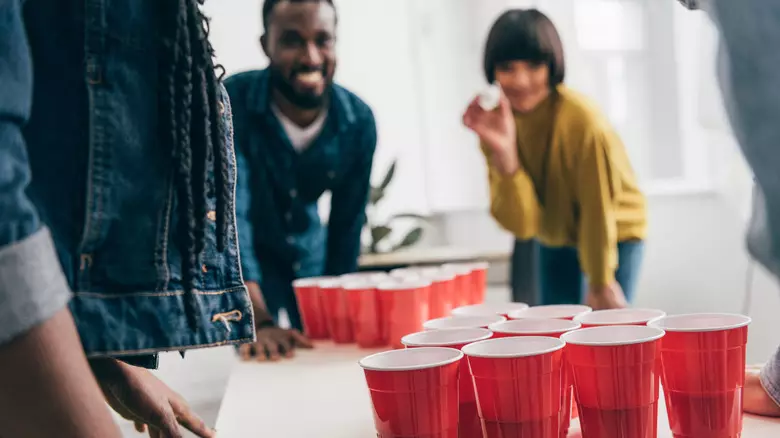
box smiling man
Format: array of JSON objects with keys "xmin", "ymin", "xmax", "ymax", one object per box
[{"xmin": 226, "ymin": 0, "xmax": 377, "ymax": 361}]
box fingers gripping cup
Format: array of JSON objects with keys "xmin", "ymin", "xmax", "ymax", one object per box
[
  {"xmin": 292, "ymin": 276, "xmax": 335, "ymax": 339},
  {"xmin": 649, "ymin": 314, "xmax": 751, "ymax": 438},
  {"xmin": 561, "ymin": 325, "xmax": 665, "ymax": 438},
  {"xmin": 360, "ymin": 347, "xmax": 463, "ymax": 438},
  {"xmin": 402, "ymin": 328, "xmax": 494, "ymax": 438},
  {"xmin": 509, "ymin": 305, "xmax": 592, "ymax": 321},
  {"xmin": 462, "ymin": 336, "xmax": 566, "ymax": 438},
  {"xmin": 488, "ymin": 319, "xmax": 581, "ymax": 438},
  {"xmin": 452, "ymin": 302, "xmax": 529, "ymax": 318},
  {"xmin": 575, "ymin": 308, "xmax": 667, "ymax": 328}
]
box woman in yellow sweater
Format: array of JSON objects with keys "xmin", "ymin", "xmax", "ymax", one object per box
[{"xmin": 463, "ymin": 9, "xmax": 647, "ymax": 310}]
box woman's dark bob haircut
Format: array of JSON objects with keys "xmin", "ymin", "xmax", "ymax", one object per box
[{"xmin": 483, "ymin": 9, "xmax": 565, "ymax": 87}]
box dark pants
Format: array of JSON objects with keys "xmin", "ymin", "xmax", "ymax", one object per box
[
  {"xmin": 538, "ymin": 241, "xmax": 645, "ymax": 305},
  {"xmin": 511, "ymin": 239, "xmax": 541, "ymax": 305}
]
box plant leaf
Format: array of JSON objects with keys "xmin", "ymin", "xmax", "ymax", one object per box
[
  {"xmin": 369, "ymin": 186, "xmax": 384, "ymax": 205},
  {"xmin": 379, "ymin": 160, "xmax": 397, "ymax": 191},
  {"xmin": 371, "ymin": 226, "xmax": 392, "ymax": 246},
  {"xmin": 394, "ymin": 227, "xmax": 423, "ymax": 251}
]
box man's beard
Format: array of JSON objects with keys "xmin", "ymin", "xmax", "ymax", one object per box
[{"xmin": 269, "ymin": 65, "xmax": 332, "ymax": 110}]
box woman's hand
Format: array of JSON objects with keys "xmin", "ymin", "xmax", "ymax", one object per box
[
  {"xmin": 586, "ymin": 283, "xmax": 628, "ymax": 310},
  {"xmin": 91, "ymin": 358, "xmax": 215, "ymax": 438},
  {"xmin": 462, "ymin": 91, "xmax": 520, "ymax": 175}
]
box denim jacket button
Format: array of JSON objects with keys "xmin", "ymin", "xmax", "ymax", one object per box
[
  {"xmin": 207, "ymin": 210, "xmax": 216, "ymax": 221},
  {"xmin": 201, "ymin": 264, "xmax": 208, "ymax": 273},
  {"xmin": 218, "ymin": 101, "xmax": 226, "ymax": 115}
]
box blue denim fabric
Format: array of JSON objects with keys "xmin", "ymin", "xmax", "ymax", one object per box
[
  {"xmin": 0, "ymin": 0, "xmax": 254, "ymax": 361},
  {"xmin": 227, "ymin": 69, "xmax": 376, "ymax": 324},
  {"xmin": 538, "ymin": 241, "xmax": 645, "ymax": 305}
]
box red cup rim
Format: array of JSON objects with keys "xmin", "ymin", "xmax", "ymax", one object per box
[
  {"xmin": 401, "ymin": 328, "xmax": 493, "ymax": 347},
  {"xmin": 648, "ymin": 313, "xmax": 752, "ymax": 332},
  {"xmin": 452, "ymin": 303, "xmax": 529, "ymax": 317},
  {"xmin": 292, "ymin": 276, "xmax": 337, "ymax": 288},
  {"xmin": 378, "ymin": 279, "xmax": 432, "ymax": 290},
  {"xmin": 509, "ymin": 305, "xmax": 593, "ymax": 320},
  {"xmin": 488, "ymin": 318, "xmax": 581, "ymax": 335},
  {"xmin": 440, "ymin": 263, "xmax": 473, "ymax": 275},
  {"xmin": 561, "ymin": 325, "xmax": 665, "ymax": 346},
  {"xmin": 341, "ymin": 280, "xmax": 379, "ymax": 290},
  {"xmin": 318, "ymin": 279, "xmax": 342, "ymax": 290},
  {"xmin": 461, "ymin": 336, "xmax": 565, "ymax": 358},
  {"xmin": 423, "ymin": 315, "xmax": 506, "ymax": 330},
  {"xmin": 340, "ymin": 272, "xmax": 388, "ymax": 282},
  {"xmin": 359, "ymin": 347, "xmax": 463, "ymax": 371},
  {"xmin": 575, "ymin": 308, "xmax": 667, "ymax": 326},
  {"xmin": 417, "ymin": 268, "xmax": 456, "ymax": 281},
  {"xmin": 389, "ymin": 268, "xmax": 418, "ymax": 278},
  {"xmin": 467, "ymin": 261, "xmax": 489, "ymax": 270}
]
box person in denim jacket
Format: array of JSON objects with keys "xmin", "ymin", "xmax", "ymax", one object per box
[
  {"xmin": 227, "ymin": 0, "xmax": 377, "ymax": 360},
  {"xmin": 679, "ymin": 0, "xmax": 780, "ymax": 418},
  {"xmin": 0, "ymin": 1, "xmax": 252, "ymax": 436}
]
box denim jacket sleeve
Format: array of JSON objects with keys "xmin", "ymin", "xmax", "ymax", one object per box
[
  {"xmin": 0, "ymin": 1, "xmax": 72, "ymax": 345},
  {"xmin": 324, "ymin": 111, "xmax": 378, "ymax": 276},
  {"xmin": 235, "ymin": 147, "xmax": 262, "ymax": 283}
]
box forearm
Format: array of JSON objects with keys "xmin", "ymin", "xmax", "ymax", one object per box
[
  {"xmin": 245, "ymin": 281, "xmax": 275, "ymax": 324},
  {"xmin": 0, "ymin": 309, "xmax": 121, "ymax": 438}
]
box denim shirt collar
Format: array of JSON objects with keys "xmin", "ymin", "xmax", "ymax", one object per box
[{"xmin": 247, "ymin": 68, "xmax": 358, "ymax": 133}]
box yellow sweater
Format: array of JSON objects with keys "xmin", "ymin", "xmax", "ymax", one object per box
[{"xmin": 484, "ymin": 86, "xmax": 647, "ymax": 286}]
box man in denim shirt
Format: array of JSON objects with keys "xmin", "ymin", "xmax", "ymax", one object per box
[
  {"xmin": 0, "ymin": 1, "xmax": 252, "ymax": 435},
  {"xmin": 227, "ymin": 0, "xmax": 377, "ymax": 359},
  {"xmin": 679, "ymin": 0, "xmax": 780, "ymax": 417}
]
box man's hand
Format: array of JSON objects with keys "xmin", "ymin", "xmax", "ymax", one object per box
[
  {"xmin": 239, "ymin": 326, "xmax": 313, "ymax": 362},
  {"xmin": 586, "ymin": 282, "xmax": 628, "ymax": 310},
  {"xmin": 91, "ymin": 358, "xmax": 215, "ymax": 438}
]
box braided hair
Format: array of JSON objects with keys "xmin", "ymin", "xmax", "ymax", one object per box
[{"xmin": 159, "ymin": 0, "xmax": 231, "ymax": 331}]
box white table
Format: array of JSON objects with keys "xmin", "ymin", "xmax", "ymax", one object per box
[{"xmin": 216, "ymin": 343, "xmax": 780, "ymax": 437}]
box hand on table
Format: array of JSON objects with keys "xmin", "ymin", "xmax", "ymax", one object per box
[
  {"xmin": 239, "ymin": 326, "xmax": 313, "ymax": 362},
  {"xmin": 462, "ymin": 90, "xmax": 520, "ymax": 175},
  {"xmin": 744, "ymin": 365, "xmax": 780, "ymax": 417},
  {"xmin": 586, "ymin": 283, "xmax": 628, "ymax": 310},
  {"xmin": 91, "ymin": 358, "xmax": 215, "ymax": 438}
]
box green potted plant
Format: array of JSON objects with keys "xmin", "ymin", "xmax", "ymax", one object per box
[{"xmin": 363, "ymin": 160, "xmax": 429, "ymax": 254}]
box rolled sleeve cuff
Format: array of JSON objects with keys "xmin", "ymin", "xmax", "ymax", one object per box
[
  {"xmin": 0, "ymin": 227, "xmax": 72, "ymax": 346},
  {"xmin": 760, "ymin": 349, "xmax": 780, "ymax": 407}
]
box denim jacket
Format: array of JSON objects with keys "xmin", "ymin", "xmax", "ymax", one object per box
[
  {"xmin": 0, "ymin": 0, "xmax": 254, "ymax": 365},
  {"xmin": 226, "ymin": 69, "xmax": 376, "ymax": 284}
]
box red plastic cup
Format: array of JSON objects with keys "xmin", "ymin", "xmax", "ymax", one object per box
[
  {"xmin": 575, "ymin": 308, "xmax": 667, "ymax": 328},
  {"xmin": 378, "ymin": 279, "xmax": 431, "ymax": 349},
  {"xmin": 417, "ymin": 269, "xmax": 456, "ymax": 319},
  {"xmin": 462, "ymin": 336, "xmax": 566, "ymax": 438},
  {"xmin": 389, "ymin": 267, "xmax": 419, "ymax": 279},
  {"xmin": 452, "ymin": 302, "xmax": 529, "ymax": 318},
  {"xmin": 509, "ymin": 305, "xmax": 593, "ymax": 321},
  {"xmin": 360, "ymin": 347, "xmax": 463, "ymax": 438},
  {"xmin": 467, "ymin": 261, "xmax": 489, "ymax": 304},
  {"xmin": 344, "ymin": 280, "xmax": 385, "ymax": 348},
  {"xmin": 423, "ymin": 315, "xmax": 505, "ymax": 331},
  {"xmin": 561, "ymin": 325, "xmax": 665, "ymax": 438},
  {"xmin": 441, "ymin": 264, "xmax": 474, "ymax": 306},
  {"xmin": 292, "ymin": 276, "xmax": 335, "ymax": 339},
  {"xmin": 402, "ymin": 328, "xmax": 494, "ymax": 438},
  {"xmin": 649, "ymin": 314, "xmax": 751, "ymax": 438},
  {"xmin": 489, "ymin": 319, "xmax": 581, "ymax": 437},
  {"xmin": 319, "ymin": 279, "xmax": 353, "ymax": 343}
]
